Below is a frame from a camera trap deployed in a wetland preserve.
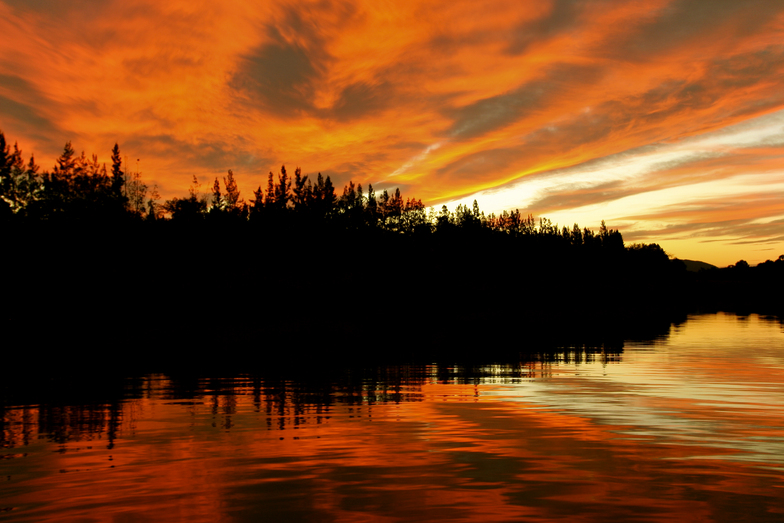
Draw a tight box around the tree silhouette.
[223,170,242,211]
[164,175,207,221]
[5,126,777,350]
[110,144,124,198]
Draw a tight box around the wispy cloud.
[1,0,783,264]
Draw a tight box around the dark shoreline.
[4,221,781,378]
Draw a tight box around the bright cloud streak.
[1,0,784,265]
[439,108,784,266]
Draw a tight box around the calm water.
[2,313,784,522]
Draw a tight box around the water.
[2,313,784,521]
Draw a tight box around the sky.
[1,0,783,266]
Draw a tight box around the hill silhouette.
[679,259,718,272]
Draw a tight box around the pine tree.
[250,185,264,217]
[274,165,291,210]
[265,172,275,207]
[54,141,76,178]
[292,167,311,210]
[0,132,12,215]
[366,184,378,226]
[223,169,242,210]
[211,177,223,212]
[110,144,124,196]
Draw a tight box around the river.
[2,312,783,521]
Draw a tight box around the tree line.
[1,132,636,249]
[2,132,780,364]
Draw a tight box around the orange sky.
[1,0,784,265]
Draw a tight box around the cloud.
[603,0,784,59]
[445,63,603,141]
[1,0,784,265]
[504,0,593,56]
[0,74,61,147]
[232,38,320,116]
[2,0,108,18]
[326,80,398,122]
[0,95,59,145]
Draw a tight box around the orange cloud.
[1,0,784,263]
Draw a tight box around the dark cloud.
[2,0,104,16]
[435,147,521,183]
[229,2,341,116]
[445,87,544,140]
[231,37,320,116]
[562,79,720,143]
[230,1,406,121]
[312,148,420,193]
[424,0,603,59]
[527,112,620,153]
[527,180,639,216]
[505,0,592,55]
[529,45,784,149]
[606,0,784,59]
[321,150,396,188]
[121,133,270,177]
[0,95,45,129]
[121,53,207,83]
[325,81,398,121]
[0,81,61,149]
[711,46,784,87]
[444,63,602,141]
[386,140,429,151]
[0,72,36,94]
[232,5,407,122]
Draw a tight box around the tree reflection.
[2,356,637,449]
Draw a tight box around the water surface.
[2,313,784,521]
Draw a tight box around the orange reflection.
[3,317,784,523]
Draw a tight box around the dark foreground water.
[2,313,784,522]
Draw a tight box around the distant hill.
[679,259,718,272]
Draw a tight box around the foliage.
[4,129,779,308]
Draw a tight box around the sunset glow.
[2,0,783,265]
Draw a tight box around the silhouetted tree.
[146,184,161,221]
[273,165,291,210]
[211,177,223,213]
[732,259,750,270]
[402,197,428,232]
[571,223,583,246]
[249,185,265,220]
[223,170,242,211]
[292,167,311,212]
[0,137,37,215]
[310,172,335,218]
[164,175,207,222]
[365,184,379,226]
[110,144,124,198]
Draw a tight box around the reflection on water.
[2,313,783,521]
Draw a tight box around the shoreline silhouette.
[2,132,782,372]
